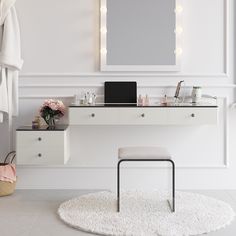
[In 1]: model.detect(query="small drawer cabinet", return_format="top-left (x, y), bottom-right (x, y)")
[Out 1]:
top-left (16, 125), bottom-right (70, 165)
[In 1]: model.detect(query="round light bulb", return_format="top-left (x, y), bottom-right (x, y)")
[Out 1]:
top-left (175, 48), bottom-right (183, 55)
top-left (100, 7), bottom-right (107, 13)
top-left (100, 48), bottom-right (107, 54)
top-left (175, 5), bottom-right (183, 14)
top-left (175, 27), bottom-right (183, 34)
top-left (100, 27), bottom-right (107, 34)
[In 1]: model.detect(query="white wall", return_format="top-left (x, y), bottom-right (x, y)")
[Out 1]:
top-left (0, 0), bottom-right (236, 190)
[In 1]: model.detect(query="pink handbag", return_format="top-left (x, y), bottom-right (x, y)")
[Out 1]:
top-left (0, 151), bottom-right (16, 196)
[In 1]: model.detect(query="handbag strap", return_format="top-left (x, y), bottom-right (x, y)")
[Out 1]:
top-left (3, 151), bottom-right (16, 164)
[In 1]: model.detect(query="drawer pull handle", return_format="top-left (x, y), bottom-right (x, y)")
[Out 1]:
top-left (141, 113), bottom-right (145, 118)
top-left (91, 113), bottom-right (95, 117)
top-left (38, 137), bottom-right (42, 141)
top-left (191, 113), bottom-right (195, 117)
top-left (38, 153), bottom-right (42, 157)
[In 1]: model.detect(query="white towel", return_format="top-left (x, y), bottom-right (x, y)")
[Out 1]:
top-left (0, 0), bottom-right (23, 122)
top-left (0, 67), bottom-right (7, 122)
top-left (0, 0), bottom-right (15, 25)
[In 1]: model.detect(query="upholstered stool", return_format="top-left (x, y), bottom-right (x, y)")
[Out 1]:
top-left (117, 146), bottom-right (175, 212)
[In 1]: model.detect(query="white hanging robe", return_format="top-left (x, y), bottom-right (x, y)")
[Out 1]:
top-left (0, 0), bottom-right (23, 123)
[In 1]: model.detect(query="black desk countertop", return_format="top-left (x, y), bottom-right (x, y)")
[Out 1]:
top-left (69, 103), bottom-right (218, 108)
top-left (16, 125), bottom-right (69, 131)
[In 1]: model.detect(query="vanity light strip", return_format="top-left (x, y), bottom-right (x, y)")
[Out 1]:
top-left (175, 26), bottom-right (183, 35)
top-left (175, 5), bottom-right (183, 14)
top-left (100, 0), bottom-right (107, 66)
top-left (174, 48), bottom-right (183, 56)
top-left (175, 0), bottom-right (183, 58)
top-left (100, 6), bottom-right (107, 13)
top-left (100, 27), bottom-right (107, 34)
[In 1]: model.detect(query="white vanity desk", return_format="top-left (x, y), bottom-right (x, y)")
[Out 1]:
top-left (69, 104), bottom-right (218, 126)
top-left (16, 103), bottom-right (218, 165)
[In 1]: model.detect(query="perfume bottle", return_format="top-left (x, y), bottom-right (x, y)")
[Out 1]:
top-left (144, 94), bottom-right (149, 106)
top-left (92, 93), bottom-right (97, 105)
top-left (138, 94), bottom-right (143, 106)
top-left (80, 92), bottom-right (85, 105)
top-left (73, 94), bottom-right (79, 105)
top-left (32, 116), bottom-right (41, 129)
top-left (162, 95), bottom-right (168, 106)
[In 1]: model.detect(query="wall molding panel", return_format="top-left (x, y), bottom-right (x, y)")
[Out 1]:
top-left (19, 73), bottom-right (229, 78)
top-left (19, 83), bottom-right (236, 89)
top-left (18, 0), bottom-right (231, 78)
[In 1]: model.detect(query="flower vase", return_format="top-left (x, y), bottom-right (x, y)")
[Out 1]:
top-left (45, 117), bottom-right (55, 129)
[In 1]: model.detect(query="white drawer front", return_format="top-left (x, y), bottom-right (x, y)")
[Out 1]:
top-left (69, 108), bottom-right (119, 125)
top-left (17, 131), bottom-right (64, 148)
top-left (17, 148), bottom-right (65, 165)
top-left (119, 108), bottom-right (168, 125)
top-left (166, 108), bottom-right (218, 125)
top-left (69, 107), bottom-right (218, 125)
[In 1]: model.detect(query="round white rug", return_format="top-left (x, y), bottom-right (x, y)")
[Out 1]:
top-left (58, 191), bottom-right (235, 236)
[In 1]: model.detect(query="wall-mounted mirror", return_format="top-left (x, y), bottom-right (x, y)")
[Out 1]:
top-left (100, 0), bottom-right (182, 72)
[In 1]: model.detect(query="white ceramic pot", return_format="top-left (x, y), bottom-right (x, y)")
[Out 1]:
top-left (192, 87), bottom-right (202, 103)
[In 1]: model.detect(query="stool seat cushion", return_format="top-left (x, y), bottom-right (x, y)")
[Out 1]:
top-left (118, 146), bottom-right (171, 160)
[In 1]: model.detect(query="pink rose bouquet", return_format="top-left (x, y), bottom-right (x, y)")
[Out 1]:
top-left (39, 99), bottom-right (66, 126)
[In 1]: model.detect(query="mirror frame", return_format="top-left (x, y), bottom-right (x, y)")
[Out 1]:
top-left (100, 0), bottom-right (183, 72)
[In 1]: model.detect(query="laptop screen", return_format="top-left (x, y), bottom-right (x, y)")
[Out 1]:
top-left (104, 82), bottom-right (137, 106)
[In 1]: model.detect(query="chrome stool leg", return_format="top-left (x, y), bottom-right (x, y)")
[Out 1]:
top-left (117, 160), bottom-right (122, 212)
top-left (167, 159), bottom-right (175, 212)
top-left (171, 160), bottom-right (175, 212)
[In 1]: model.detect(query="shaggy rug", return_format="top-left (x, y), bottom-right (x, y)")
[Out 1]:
top-left (58, 191), bottom-right (235, 236)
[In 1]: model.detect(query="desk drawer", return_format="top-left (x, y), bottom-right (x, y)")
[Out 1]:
top-left (166, 108), bottom-right (218, 125)
top-left (119, 108), bottom-right (167, 125)
top-left (69, 107), bottom-right (119, 125)
top-left (17, 131), bottom-right (63, 148)
top-left (17, 148), bottom-right (65, 165)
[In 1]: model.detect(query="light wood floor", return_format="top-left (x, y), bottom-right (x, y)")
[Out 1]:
top-left (0, 190), bottom-right (236, 236)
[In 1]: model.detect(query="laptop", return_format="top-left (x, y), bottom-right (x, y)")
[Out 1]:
top-left (104, 82), bottom-right (137, 106)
